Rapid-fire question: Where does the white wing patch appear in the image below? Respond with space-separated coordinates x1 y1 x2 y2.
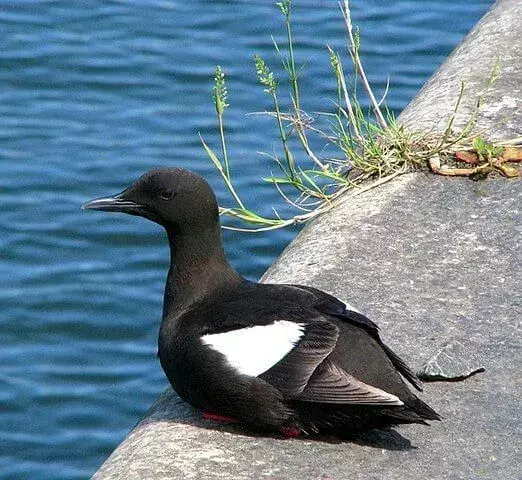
201 320 305 377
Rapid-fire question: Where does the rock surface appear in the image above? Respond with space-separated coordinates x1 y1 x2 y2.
417 340 486 382
93 0 521 478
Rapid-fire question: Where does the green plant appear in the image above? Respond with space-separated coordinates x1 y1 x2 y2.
472 137 504 163
200 0 517 232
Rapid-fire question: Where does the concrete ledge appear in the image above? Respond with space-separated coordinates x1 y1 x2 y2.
399 0 520 140
93 1 521 478
94 174 520 480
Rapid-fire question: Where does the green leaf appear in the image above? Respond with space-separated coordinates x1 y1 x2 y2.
472 136 486 153
491 145 505 158
299 168 322 193
200 135 223 173
262 176 295 184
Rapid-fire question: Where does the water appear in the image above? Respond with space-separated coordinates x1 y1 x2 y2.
0 1 491 478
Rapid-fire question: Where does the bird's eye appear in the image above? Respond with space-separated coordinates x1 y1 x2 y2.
159 189 174 200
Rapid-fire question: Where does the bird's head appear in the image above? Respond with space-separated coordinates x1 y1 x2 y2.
82 168 220 233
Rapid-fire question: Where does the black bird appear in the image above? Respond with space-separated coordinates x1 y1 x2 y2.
83 168 440 436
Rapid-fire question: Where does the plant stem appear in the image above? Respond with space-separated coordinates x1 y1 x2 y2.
272 91 297 178
341 0 387 130
217 113 230 180
330 47 365 144
285 8 300 115
200 135 245 210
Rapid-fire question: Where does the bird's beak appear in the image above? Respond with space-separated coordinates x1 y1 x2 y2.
82 192 145 214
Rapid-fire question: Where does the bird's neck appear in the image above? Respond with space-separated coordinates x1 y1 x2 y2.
163 225 241 318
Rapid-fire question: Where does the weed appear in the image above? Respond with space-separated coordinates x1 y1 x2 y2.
200 1 520 232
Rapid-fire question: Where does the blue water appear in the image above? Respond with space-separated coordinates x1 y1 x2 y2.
1 1 492 478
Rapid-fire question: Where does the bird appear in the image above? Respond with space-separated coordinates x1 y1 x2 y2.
83 167 440 437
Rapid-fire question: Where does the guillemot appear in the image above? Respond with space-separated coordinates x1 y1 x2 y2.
83 167 440 435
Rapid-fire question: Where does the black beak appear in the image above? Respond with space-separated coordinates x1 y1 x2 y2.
82 192 145 214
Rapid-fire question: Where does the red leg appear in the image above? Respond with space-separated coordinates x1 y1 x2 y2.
202 412 238 423
280 426 301 438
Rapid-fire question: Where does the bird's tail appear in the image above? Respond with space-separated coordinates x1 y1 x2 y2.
411 396 442 421
383 395 441 424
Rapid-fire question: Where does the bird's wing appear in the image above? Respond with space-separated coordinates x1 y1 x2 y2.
296 359 403 405
201 310 405 407
288 284 423 392
256 319 403 406
258 319 340 396
200 319 320 378
202 315 344 394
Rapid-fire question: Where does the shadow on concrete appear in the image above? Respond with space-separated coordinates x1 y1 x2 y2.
161 414 415 451
346 428 415 451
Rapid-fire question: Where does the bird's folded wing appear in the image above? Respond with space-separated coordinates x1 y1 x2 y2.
260 319 403 406
202 316 404 406
259 319 340 396
296 359 403 405
289 284 423 392
288 284 380 335
201 319 321 378
339 310 423 391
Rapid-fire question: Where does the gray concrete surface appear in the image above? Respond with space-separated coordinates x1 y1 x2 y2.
399 0 521 141
92 0 521 478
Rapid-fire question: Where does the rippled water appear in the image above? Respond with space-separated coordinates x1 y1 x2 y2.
1 1 491 478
